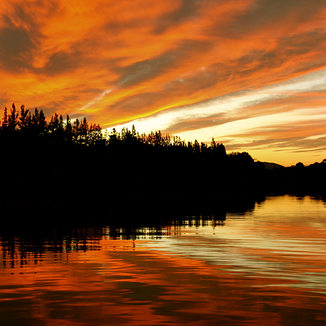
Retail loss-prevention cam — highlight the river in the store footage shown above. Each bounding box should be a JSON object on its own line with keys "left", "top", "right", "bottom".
{"left": 1, "top": 195, "right": 326, "bottom": 325}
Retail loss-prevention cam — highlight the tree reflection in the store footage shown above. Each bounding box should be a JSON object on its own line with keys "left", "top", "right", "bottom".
{"left": 0, "top": 199, "right": 256, "bottom": 269}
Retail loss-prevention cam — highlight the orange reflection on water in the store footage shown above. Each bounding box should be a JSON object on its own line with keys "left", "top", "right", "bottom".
{"left": 1, "top": 196, "right": 326, "bottom": 325}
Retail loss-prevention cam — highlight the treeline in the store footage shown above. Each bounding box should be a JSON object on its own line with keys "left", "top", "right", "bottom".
{"left": 0, "top": 104, "right": 325, "bottom": 226}
{"left": 0, "top": 103, "right": 228, "bottom": 155}
{"left": 265, "top": 160, "right": 326, "bottom": 196}
{"left": 0, "top": 103, "right": 102, "bottom": 146}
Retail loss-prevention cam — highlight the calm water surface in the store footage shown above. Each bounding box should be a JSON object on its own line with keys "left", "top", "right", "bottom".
{"left": 1, "top": 195, "right": 326, "bottom": 326}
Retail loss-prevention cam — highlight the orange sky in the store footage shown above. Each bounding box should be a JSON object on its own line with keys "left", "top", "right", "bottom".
{"left": 1, "top": 0, "right": 326, "bottom": 165}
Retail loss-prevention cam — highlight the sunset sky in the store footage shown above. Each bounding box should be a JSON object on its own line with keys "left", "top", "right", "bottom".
{"left": 1, "top": 0, "right": 326, "bottom": 165}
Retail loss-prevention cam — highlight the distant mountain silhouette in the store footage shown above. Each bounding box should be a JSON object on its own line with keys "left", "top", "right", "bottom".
{"left": 263, "top": 162, "right": 284, "bottom": 170}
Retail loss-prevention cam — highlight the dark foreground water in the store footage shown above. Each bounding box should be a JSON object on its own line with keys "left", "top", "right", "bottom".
{"left": 1, "top": 195, "right": 326, "bottom": 326}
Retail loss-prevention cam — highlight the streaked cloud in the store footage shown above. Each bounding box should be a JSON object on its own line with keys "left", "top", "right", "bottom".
{"left": 0, "top": 0, "right": 326, "bottom": 165}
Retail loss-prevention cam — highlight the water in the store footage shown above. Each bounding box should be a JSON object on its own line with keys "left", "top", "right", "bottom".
{"left": 1, "top": 195, "right": 326, "bottom": 325}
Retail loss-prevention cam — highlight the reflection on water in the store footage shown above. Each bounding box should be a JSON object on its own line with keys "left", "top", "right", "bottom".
{"left": 1, "top": 195, "right": 326, "bottom": 325}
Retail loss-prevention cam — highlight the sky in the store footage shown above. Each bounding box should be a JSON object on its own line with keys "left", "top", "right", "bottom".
{"left": 0, "top": 0, "right": 326, "bottom": 166}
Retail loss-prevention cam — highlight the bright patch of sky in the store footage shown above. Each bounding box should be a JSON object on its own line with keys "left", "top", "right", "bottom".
{"left": 110, "top": 68, "right": 326, "bottom": 141}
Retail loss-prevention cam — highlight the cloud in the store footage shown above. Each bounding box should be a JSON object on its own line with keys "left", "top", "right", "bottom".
{"left": 39, "top": 50, "right": 83, "bottom": 76}
{"left": 152, "top": 0, "right": 201, "bottom": 34}
{"left": 79, "top": 89, "right": 113, "bottom": 112}
{"left": 116, "top": 50, "right": 180, "bottom": 87}
{"left": 0, "top": 26, "right": 35, "bottom": 72}
{"left": 0, "top": 0, "right": 326, "bottom": 165}
{"left": 211, "top": 0, "right": 326, "bottom": 38}
{"left": 112, "top": 67, "right": 326, "bottom": 165}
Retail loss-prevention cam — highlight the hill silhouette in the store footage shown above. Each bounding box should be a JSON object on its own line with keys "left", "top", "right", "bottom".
{"left": 263, "top": 162, "right": 284, "bottom": 170}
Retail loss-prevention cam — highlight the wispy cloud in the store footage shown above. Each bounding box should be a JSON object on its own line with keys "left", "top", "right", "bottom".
{"left": 79, "top": 89, "right": 114, "bottom": 112}
{"left": 0, "top": 0, "right": 326, "bottom": 164}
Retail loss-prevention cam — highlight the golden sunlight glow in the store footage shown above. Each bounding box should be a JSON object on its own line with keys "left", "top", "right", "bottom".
{"left": 1, "top": 0, "right": 326, "bottom": 165}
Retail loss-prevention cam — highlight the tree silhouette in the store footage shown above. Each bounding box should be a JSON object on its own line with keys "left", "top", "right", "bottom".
{"left": 19, "top": 105, "right": 29, "bottom": 132}
{"left": 8, "top": 103, "right": 19, "bottom": 131}
{"left": 2, "top": 107, "right": 8, "bottom": 128}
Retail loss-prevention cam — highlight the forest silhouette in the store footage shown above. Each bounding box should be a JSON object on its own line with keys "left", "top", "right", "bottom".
{"left": 0, "top": 104, "right": 325, "bottom": 228}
